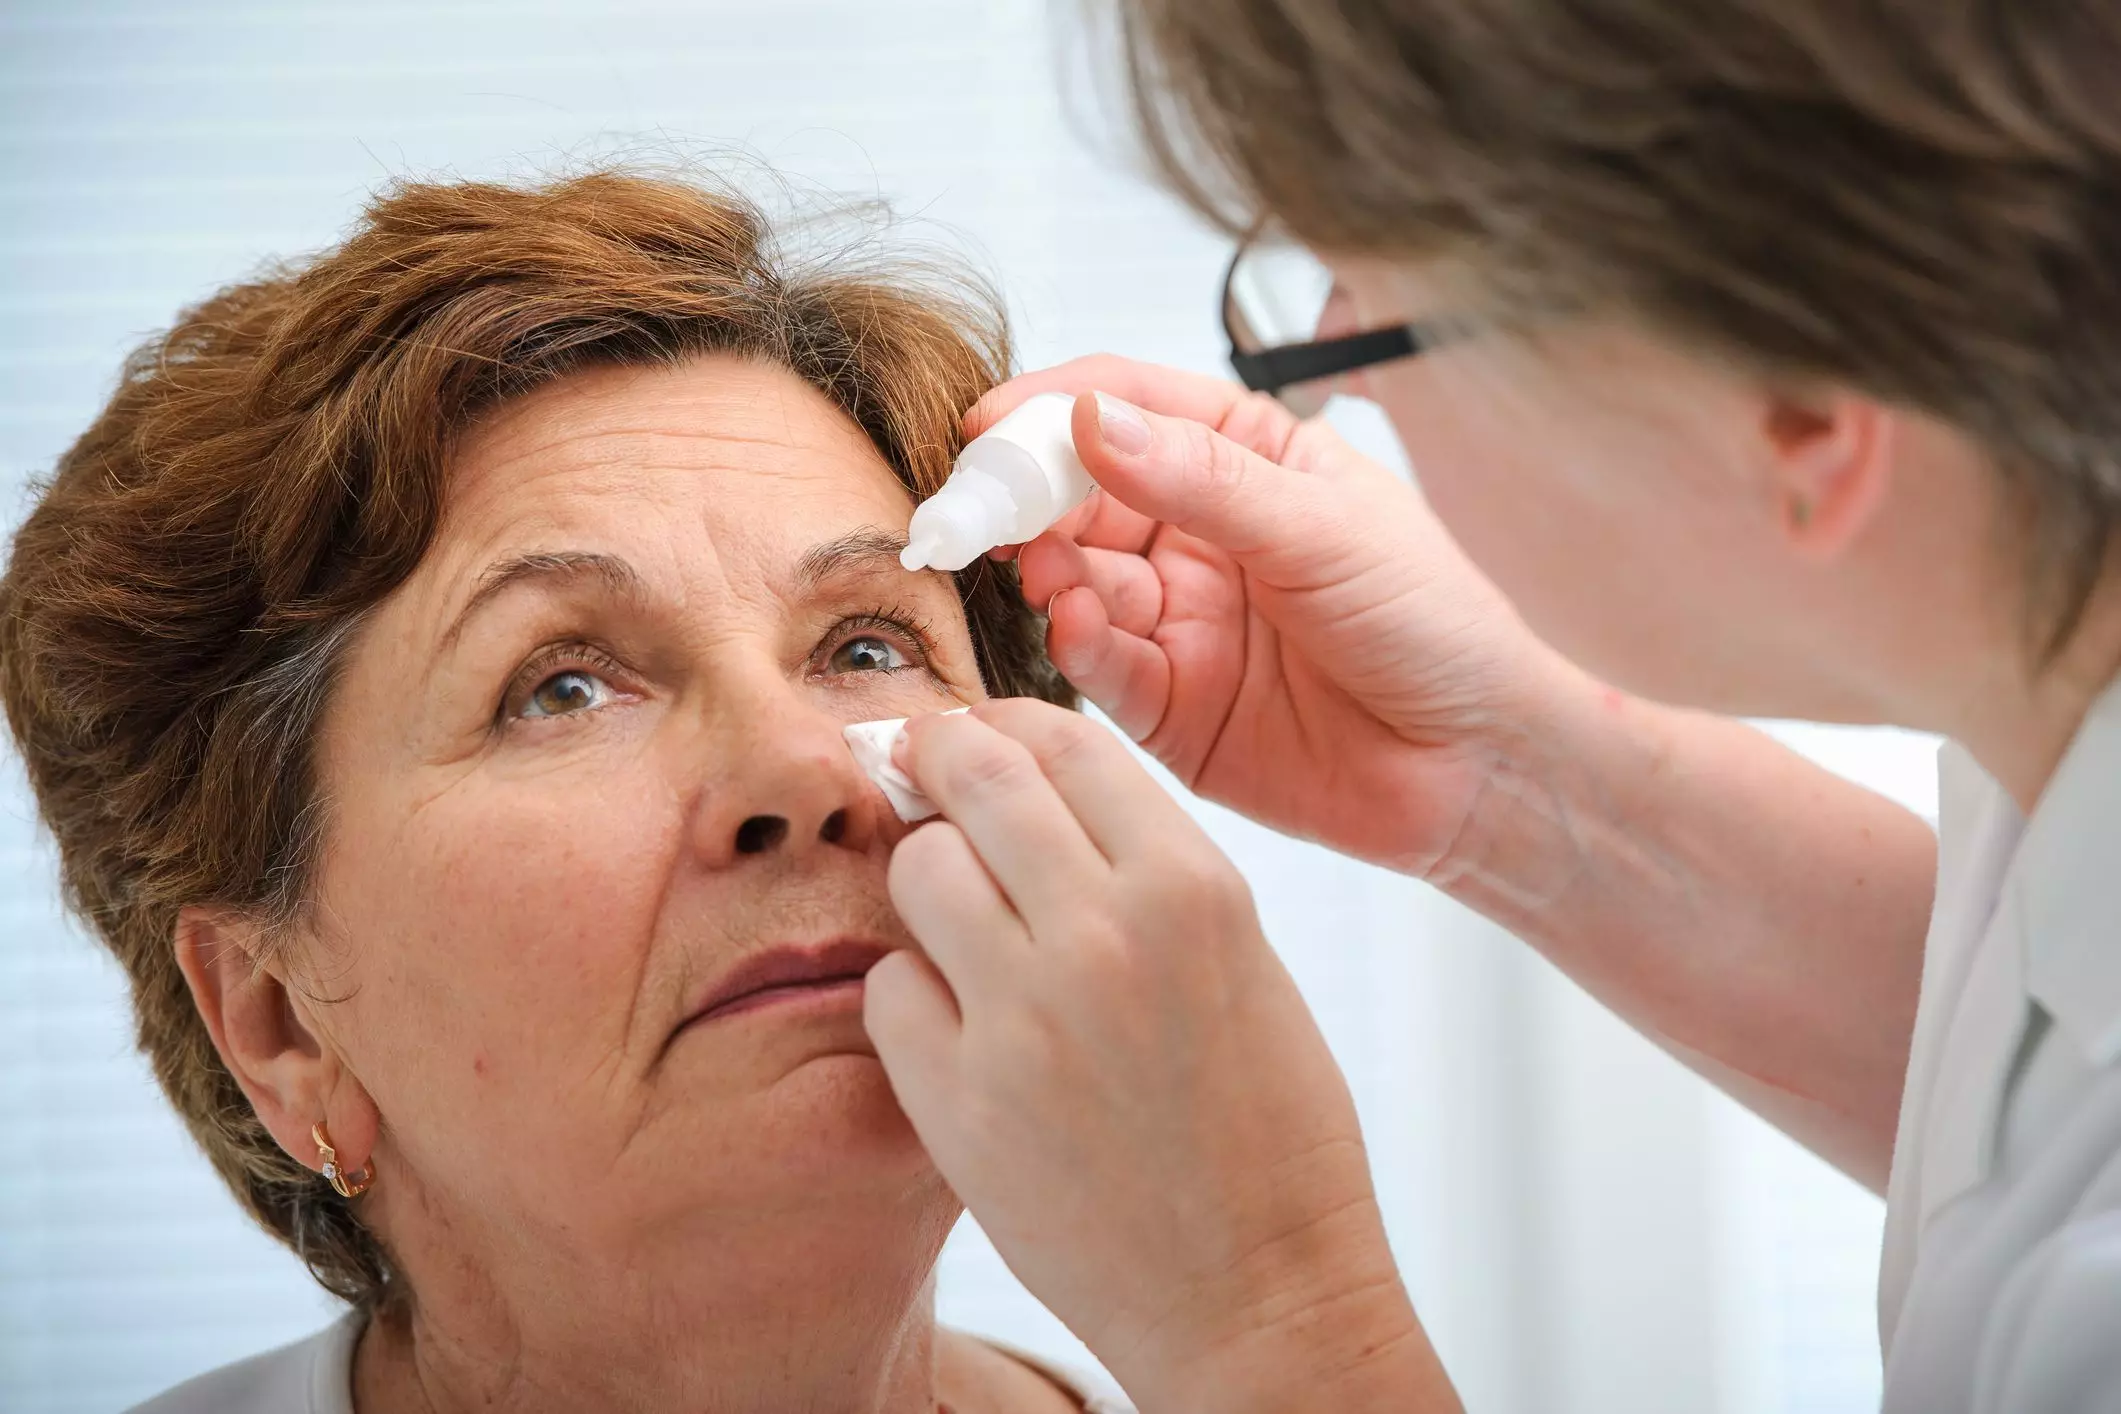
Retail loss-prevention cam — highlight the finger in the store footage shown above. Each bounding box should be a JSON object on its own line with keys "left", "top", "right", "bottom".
{"left": 1044, "top": 586, "right": 1172, "bottom": 742}
{"left": 861, "top": 949, "right": 963, "bottom": 1120}
{"left": 899, "top": 712, "right": 1112, "bottom": 929}
{"left": 1019, "top": 533, "right": 1164, "bottom": 638}
{"left": 1071, "top": 392, "right": 1344, "bottom": 582}
{"left": 888, "top": 821, "right": 1029, "bottom": 995}
{"left": 988, "top": 486, "right": 1162, "bottom": 563}
{"left": 965, "top": 354, "right": 1304, "bottom": 466}
{"left": 967, "top": 698, "right": 1207, "bottom": 863}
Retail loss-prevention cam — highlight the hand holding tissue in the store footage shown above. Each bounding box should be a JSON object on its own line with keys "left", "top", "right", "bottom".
{"left": 844, "top": 708, "right": 967, "bottom": 821}
{"left": 857, "top": 699, "right": 1419, "bottom": 1412}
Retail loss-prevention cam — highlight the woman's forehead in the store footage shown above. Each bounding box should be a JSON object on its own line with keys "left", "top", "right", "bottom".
{"left": 439, "top": 358, "right": 918, "bottom": 572}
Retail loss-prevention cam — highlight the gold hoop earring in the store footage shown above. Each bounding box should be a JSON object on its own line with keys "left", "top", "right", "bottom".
{"left": 312, "top": 1121, "right": 373, "bottom": 1198}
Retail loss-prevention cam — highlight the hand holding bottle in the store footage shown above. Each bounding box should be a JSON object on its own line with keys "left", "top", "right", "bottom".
{"left": 968, "top": 355, "right": 1571, "bottom": 876}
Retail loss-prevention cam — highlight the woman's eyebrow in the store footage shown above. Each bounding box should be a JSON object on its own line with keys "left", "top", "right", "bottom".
{"left": 794, "top": 528, "right": 915, "bottom": 594}
{"left": 439, "top": 550, "right": 644, "bottom": 651}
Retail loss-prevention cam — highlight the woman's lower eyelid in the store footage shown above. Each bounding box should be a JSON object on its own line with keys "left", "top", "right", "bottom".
{"left": 499, "top": 640, "right": 635, "bottom": 722}
{"left": 820, "top": 609, "right": 938, "bottom": 673}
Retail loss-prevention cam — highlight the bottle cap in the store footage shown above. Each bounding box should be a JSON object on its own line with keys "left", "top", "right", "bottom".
{"left": 901, "top": 464, "right": 1017, "bottom": 572}
{"left": 900, "top": 393, "right": 1090, "bottom": 572}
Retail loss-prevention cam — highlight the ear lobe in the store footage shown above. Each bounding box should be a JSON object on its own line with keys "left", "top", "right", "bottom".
{"left": 173, "top": 907, "right": 372, "bottom": 1178}
{"left": 1765, "top": 391, "right": 1895, "bottom": 557}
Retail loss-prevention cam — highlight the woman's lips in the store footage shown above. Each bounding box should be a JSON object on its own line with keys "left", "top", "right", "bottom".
{"left": 684, "top": 939, "right": 892, "bottom": 1028}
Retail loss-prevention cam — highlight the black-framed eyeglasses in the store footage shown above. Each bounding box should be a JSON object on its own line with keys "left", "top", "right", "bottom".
{"left": 1220, "top": 226, "right": 1439, "bottom": 417}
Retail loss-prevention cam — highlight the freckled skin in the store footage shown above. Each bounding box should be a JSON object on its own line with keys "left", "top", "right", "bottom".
{"left": 290, "top": 357, "right": 1034, "bottom": 1405}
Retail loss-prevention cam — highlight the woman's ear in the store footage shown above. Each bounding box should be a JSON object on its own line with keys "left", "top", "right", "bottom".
{"left": 174, "top": 907, "right": 378, "bottom": 1179}
{"left": 1763, "top": 388, "right": 1896, "bottom": 558}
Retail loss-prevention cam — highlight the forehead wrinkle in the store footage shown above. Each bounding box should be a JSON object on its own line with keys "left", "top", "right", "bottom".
{"left": 435, "top": 365, "right": 930, "bottom": 635}
{"left": 461, "top": 425, "right": 809, "bottom": 491}
{"left": 463, "top": 370, "right": 879, "bottom": 473}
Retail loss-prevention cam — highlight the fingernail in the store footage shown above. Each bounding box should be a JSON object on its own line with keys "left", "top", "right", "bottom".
{"left": 1093, "top": 391, "right": 1151, "bottom": 457}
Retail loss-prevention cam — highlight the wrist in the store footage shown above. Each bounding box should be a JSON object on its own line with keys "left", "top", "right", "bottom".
{"left": 1139, "top": 1271, "right": 1455, "bottom": 1414}
{"left": 1424, "top": 645, "right": 1674, "bottom": 931}
{"left": 1119, "top": 1198, "right": 1459, "bottom": 1414}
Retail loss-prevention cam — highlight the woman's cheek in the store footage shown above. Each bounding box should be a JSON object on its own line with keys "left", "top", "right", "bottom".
{"left": 350, "top": 752, "right": 680, "bottom": 1081}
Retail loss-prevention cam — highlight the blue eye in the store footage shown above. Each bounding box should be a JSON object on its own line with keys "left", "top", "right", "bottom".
{"left": 830, "top": 635, "right": 909, "bottom": 674}
{"left": 521, "top": 669, "right": 610, "bottom": 718}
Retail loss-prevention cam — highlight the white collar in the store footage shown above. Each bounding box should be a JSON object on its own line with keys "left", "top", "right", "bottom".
{"left": 2018, "top": 676, "right": 2121, "bottom": 1065}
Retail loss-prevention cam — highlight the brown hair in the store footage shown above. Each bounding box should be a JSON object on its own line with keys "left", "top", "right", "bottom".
{"left": 1118, "top": 0, "right": 2121, "bottom": 642}
{"left": 0, "top": 170, "right": 1069, "bottom": 1311}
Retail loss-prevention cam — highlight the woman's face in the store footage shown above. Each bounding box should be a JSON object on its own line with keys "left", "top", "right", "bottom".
{"left": 1324, "top": 257, "right": 1839, "bottom": 712}
{"left": 302, "top": 357, "right": 976, "bottom": 1267}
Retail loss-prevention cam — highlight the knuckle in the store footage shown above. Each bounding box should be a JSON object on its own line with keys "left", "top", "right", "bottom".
{"left": 1231, "top": 387, "right": 1294, "bottom": 443}
{"left": 1153, "top": 847, "right": 1250, "bottom": 920}
{"left": 1186, "top": 424, "right": 1252, "bottom": 506}
{"left": 1041, "top": 710, "right": 1112, "bottom": 774}
{"left": 975, "top": 695, "right": 1050, "bottom": 732}
{"left": 983, "top": 698, "right": 1124, "bottom": 784}
{"left": 937, "top": 733, "right": 1039, "bottom": 800}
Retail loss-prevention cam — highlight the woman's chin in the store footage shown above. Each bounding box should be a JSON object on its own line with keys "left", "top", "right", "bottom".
{"left": 779, "top": 1051, "right": 931, "bottom": 1165}
{"left": 674, "top": 1049, "right": 937, "bottom": 1194}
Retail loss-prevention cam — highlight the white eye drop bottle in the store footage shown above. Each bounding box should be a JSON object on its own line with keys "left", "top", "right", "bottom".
{"left": 900, "top": 392, "right": 1096, "bottom": 572}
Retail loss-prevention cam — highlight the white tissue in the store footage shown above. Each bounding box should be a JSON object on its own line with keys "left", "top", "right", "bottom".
{"left": 843, "top": 708, "right": 969, "bottom": 822}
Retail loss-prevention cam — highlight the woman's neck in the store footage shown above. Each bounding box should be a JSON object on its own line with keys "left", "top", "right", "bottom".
{"left": 354, "top": 1187, "right": 964, "bottom": 1414}
{"left": 1941, "top": 568, "right": 2121, "bottom": 815}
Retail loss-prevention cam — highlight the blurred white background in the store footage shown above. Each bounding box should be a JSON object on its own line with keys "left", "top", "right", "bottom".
{"left": 0, "top": 3, "right": 1925, "bottom": 1410}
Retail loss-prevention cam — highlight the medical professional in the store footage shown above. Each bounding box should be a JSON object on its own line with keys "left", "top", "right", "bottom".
{"left": 860, "top": 3, "right": 2121, "bottom": 1411}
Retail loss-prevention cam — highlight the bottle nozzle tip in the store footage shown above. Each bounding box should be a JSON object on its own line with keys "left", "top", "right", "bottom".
{"left": 901, "top": 534, "right": 937, "bottom": 572}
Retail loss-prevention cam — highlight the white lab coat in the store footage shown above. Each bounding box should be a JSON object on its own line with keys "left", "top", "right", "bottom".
{"left": 1882, "top": 678, "right": 2121, "bottom": 1411}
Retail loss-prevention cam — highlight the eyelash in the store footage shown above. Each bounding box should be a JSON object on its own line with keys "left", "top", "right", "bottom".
{"left": 816, "top": 606, "right": 937, "bottom": 679}
{"left": 499, "top": 641, "right": 633, "bottom": 725}
{"left": 496, "top": 607, "right": 940, "bottom": 725}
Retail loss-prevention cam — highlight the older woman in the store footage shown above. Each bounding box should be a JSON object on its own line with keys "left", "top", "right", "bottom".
{"left": 0, "top": 171, "right": 1190, "bottom": 1412}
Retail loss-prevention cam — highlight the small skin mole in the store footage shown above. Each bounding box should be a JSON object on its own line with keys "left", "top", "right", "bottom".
{"left": 472, "top": 1052, "right": 488, "bottom": 1078}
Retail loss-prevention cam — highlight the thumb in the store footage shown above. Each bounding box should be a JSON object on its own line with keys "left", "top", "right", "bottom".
{"left": 1073, "top": 392, "right": 1344, "bottom": 582}
{"left": 862, "top": 949, "right": 964, "bottom": 1131}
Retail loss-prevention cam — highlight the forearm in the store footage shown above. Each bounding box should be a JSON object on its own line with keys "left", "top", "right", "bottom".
{"left": 1432, "top": 659, "right": 1937, "bottom": 1189}
{"left": 1128, "top": 1197, "right": 1462, "bottom": 1414}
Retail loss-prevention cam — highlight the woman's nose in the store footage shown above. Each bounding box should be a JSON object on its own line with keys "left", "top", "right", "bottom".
{"left": 729, "top": 806, "right": 855, "bottom": 856}
{"left": 687, "top": 704, "right": 890, "bottom": 870}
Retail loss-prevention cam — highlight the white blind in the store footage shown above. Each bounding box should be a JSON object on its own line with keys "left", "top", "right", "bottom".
{"left": 1, "top": 4, "right": 1898, "bottom": 1411}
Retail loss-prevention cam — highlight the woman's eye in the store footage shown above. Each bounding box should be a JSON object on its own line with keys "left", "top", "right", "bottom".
{"left": 520, "top": 669, "right": 610, "bottom": 718}
{"left": 829, "top": 635, "right": 909, "bottom": 675}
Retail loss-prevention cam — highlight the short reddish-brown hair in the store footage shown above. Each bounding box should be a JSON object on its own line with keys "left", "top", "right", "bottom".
{"left": 0, "top": 170, "right": 1069, "bottom": 1310}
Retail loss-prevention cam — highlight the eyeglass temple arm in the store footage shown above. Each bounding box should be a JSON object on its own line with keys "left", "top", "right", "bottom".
{"left": 1228, "top": 325, "right": 1422, "bottom": 396}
